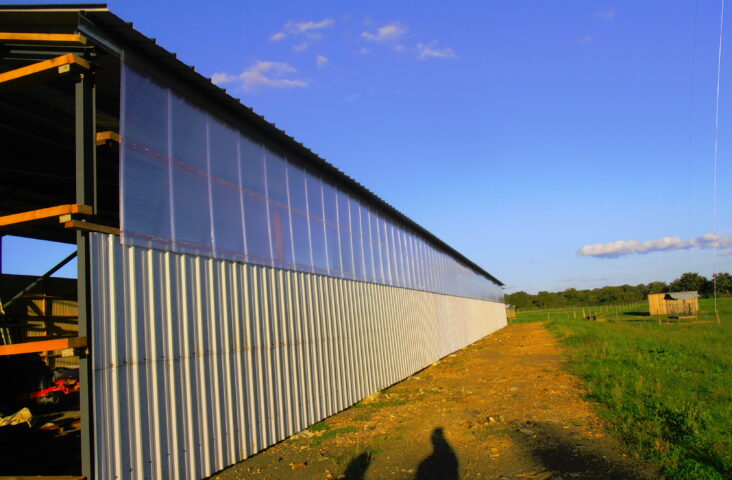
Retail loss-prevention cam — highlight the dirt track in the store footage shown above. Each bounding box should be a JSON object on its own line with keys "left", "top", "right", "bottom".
{"left": 212, "top": 323, "right": 659, "bottom": 480}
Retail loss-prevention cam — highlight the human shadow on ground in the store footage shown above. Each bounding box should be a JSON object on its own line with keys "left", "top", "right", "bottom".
{"left": 416, "top": 427, "right": 460, "bottom": 480}
{"left": 341, "top": 427, "right": 460, "bottom": 480}
{"left": 510, "top": 421, "right": 658, "bottom": 480}
{"left": 342, "top": 451, "right": 374, "bottom": 480}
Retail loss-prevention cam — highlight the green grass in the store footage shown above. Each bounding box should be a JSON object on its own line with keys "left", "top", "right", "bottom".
{"left": 353, "top": 398, "right": 409, "bottom": 409}
{"left": 510, "top": 303, "right": 645, "bottom": 324}
{"left": 521, "top": 298, "right": 732, "bottom": 479}
{"left": 309, "top": 420, "right": 331, "bottom": 431}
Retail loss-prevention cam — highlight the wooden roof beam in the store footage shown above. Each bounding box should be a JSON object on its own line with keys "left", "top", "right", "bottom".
{"left": 0, "top": 32, "right": 88, "bottom": 45}
{"left": 0, "top": 53, "right": 90, "bottom": 89}
{"left": 0, "top": 204, "right": 93, "bottom": 230}
{"left": 95, "top": 130, "right": 121, "bottom": 146}
{"left": 0, "top": 336, "right": 87, "bottom": 356}
{"left": 64, "top": 219, "right": 120, "bottom": 235}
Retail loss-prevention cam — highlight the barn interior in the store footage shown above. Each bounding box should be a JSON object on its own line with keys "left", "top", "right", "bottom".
{"left": 0, "top": 8, "right": 120, "bottom": 476}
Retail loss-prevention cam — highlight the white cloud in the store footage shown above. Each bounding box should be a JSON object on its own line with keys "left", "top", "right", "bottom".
{"left": 211, "top": 61, "right": 308, "bottom": 91}
{"left": 417, "top": 42, "right": 457, "bottom": 60}
{"left": 271, "top": 18, "right": 334, "bottom": 41}
{"left": 358, "top": 47, "right": 371, "bottom": 55}
{"left": 577, "top": 34, "right": 597, "bottom": 44}
{"left": 362, "top": 23, "right": 407, "bottom": 42}
{"left": 597, "top": 9, "right": 616, "bottom": 19}
{"left": 293, "top": 42, "right": 309, "bottom": 52}
{"left": 211, "top": 72, "right": 238, "bottom": 84}
{"left": 316, "top": 55, "right": 328, "bottom": 67}
{"left": 578, "top": 233, "right": 732, "bottom": 258}
{"left": 270, "top": 32, "right": 286, "bottom": 42}
{"left": 289, "top": 19, "right": 334, "bottom": 34}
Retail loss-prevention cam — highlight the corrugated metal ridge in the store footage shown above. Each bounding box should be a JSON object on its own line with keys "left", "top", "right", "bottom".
{"left": 0, "top": 4, "right": 504, "bottom": 287}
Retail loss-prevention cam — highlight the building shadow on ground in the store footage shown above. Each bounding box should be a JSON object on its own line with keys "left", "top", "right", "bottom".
{"left": 510, "top": 421, "right": 658, "bottom": 480}
{"left": 341, "top": 427, "right": 460, "bottom": 480}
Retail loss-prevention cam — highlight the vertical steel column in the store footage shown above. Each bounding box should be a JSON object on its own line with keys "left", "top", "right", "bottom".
{"left": 76, "top": 69, "right": 96, "bottom": 479}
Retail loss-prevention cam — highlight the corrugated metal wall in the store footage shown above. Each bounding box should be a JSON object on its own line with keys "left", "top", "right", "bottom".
{"left": 89, "top": 233, "right": 506, "bottom": 480}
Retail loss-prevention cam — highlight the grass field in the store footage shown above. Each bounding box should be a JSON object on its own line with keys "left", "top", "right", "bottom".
{"left": 514, "top": 298, "right": 731, "bottom": 480}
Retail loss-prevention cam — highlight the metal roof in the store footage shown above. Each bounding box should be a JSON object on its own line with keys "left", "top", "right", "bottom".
{"left": 666, "top": 292, "right": 698, "bottom": 300}
{"left": 0, "top": 3, "right": 504, "bottom": 286}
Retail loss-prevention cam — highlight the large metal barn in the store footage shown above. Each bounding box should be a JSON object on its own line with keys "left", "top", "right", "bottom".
{"left": 0, "top": 5, "right": 506, "bottom": 479}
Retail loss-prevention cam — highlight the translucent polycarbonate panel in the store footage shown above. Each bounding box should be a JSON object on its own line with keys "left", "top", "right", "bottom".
{"left": 337, "top": 193, "right": 354, "bottom": 280}
{"left": 238, "top": 138, "right": 270, "bottom": 265}
{"left": 369, "top": 213, "right": 379, "bottom": 283}
{"left": 376, "top": 219, "right": 388, "bottom": 285}
{"left": 426, "top": 245, "right": 434, "bottom": 292}
{"left": 361, "top": 208, "right": 375, "bottom": 283}
{"left": 422, "top": 242, "right": 431, "bottom": 291}
{"left": 170, "top": 95, "right": 212, "bottom": 255}
{"left": 395, "top": 229, "right": 405, "bottom": 288}
{"left": 409, "top": 233, "right": 417, "bottom": 288}
{"left": 399, "top": 230, "right": 407, "bottom": 287}
{"left": 377, "top": 218, "right": 390, "bottom": 285}
{"left": 351, "top": 202, "right": 365, "bottom": 281}
{"left": 403, "top": 232, "right": 414, "bottom": 289}
{"left": 306, "top": 177, "right": 328, "bottom": 275}
{"left": 413, "top": 237, "right": 422, "bottom": 289}
{"left": 210, "top": 121, "right": 245, "bottom": 261}
{"left": 399, "top": 229, "right": 408, "bottom": 287}
{"left": 266, "top": 153, "right": 294, "bottom": 269}
{"left": 408, "top": 234, "right": 418, "bottom": 289}
{"left": 388, "top": 224, "right": 400, "bottom": 287}
{"left": 120, "top": 67, "right": 171, "bottom": 249}
{"left": 268, "top": 201, "right": 292, "bottom": 268}
{"left": 288, "top": 166, "right": 311, "bottom": 271}
{"left": 402, "top": 232, "right": 411, "bottom": 289}
{"left": 418, "top": 239, "right": 427, "bottom": 290}
{"left": 120, "top": 63, "right": 503, "bottom": 302}
{"left": 322, "top": 184, "right": 340, "bottom": 276}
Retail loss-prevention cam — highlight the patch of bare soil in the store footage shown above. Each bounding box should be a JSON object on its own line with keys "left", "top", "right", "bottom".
{"left": 211, "top": 323, "right": 660, "bottom": 480}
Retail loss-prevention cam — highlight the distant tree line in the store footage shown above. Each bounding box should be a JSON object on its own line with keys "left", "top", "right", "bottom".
{"left": 505, "top": 272, "right": 732, "bottom": 310}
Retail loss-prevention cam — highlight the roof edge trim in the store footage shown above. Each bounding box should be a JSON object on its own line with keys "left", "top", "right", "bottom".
{"left": 0, "top": 4, "right": 108, "bottom": 12}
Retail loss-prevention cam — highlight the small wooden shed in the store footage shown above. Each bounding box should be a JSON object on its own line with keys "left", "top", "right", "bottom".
{"left": 648, "top": 291, "right": 699, "bottom": 317}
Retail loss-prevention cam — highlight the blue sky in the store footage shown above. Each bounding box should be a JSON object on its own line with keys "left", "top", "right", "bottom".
{"left": 4, "top": 0, "right": 732, "bottom": 293}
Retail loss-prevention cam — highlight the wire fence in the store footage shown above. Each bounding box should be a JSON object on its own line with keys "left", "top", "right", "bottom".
{"left": 513, "top": 302, "right": 646, "bottom": 316}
